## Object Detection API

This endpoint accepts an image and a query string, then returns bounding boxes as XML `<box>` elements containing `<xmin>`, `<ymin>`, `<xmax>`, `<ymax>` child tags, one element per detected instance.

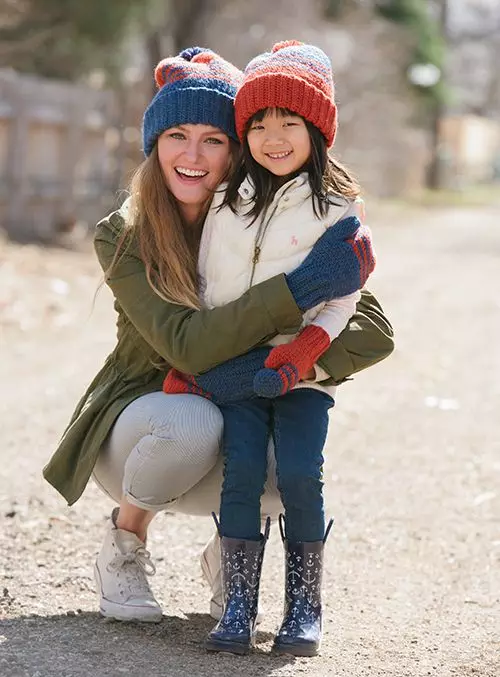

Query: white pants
<box><xmin>93</xmin><ymin>392</ymin><xmax>283</xmax><ymax>518</ymax></box>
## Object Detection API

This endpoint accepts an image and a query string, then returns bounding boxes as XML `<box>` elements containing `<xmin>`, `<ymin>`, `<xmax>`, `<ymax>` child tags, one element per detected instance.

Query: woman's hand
<box><xmin>285</xmin><ymin>216</ymin><xmax>375</xmax><ymax>311</ymax></box>
<box><xmin>163</xmin><ymin>347</ymin><xmax>272</xmax><ymax>405</ymax></box>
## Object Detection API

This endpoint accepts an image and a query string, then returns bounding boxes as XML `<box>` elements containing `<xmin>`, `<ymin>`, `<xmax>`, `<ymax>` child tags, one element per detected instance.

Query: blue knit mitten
<box><xmin>286</xmin><ymin>216</ymin><xmax>375</xmax><ymax>311</ymax></box>
<box><xmin>163</xmin><ymin>347</ymin><xmax>272</xmax><ymax>405</ymax></box>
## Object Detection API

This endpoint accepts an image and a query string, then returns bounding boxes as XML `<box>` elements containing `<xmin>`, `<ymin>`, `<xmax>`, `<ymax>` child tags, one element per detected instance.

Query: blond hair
<box><xmin>106</xmin><ymin>143</ymin><xmax>235</xmax><ymax>309</ymax></box>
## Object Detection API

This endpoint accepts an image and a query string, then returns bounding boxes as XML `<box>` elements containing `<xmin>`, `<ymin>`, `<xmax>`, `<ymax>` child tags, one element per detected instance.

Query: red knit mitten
<box><xmin>253</xmin><ymin>325</ymin><xmax>330</xmax><ymax>398</ymax></box>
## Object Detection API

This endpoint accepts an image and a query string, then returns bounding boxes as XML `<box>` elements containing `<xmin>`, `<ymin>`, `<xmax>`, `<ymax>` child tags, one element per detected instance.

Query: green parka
<box><xmin>43</xmin><ymin>209</ymin><xmax>394</xmax><ymax>505</ymax></box>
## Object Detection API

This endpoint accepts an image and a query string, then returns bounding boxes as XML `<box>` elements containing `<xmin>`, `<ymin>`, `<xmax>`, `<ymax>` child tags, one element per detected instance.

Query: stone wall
<box><xmin>0</xmin><ymin>69</ymin><xmax>118</xmax><ymax>240</ymax></box>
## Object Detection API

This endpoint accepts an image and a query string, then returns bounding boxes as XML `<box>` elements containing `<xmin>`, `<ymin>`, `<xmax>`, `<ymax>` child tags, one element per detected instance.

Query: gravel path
<box><xmin>1</xmin><ymin>204</ymin><xmax>499</xmax><ymax>677</ymax></box>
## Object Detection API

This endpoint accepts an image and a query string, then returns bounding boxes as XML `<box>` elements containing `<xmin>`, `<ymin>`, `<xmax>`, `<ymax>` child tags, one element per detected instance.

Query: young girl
<box><xmin>163</xmin><ymin>41</ymin><xmax>376</xmax><ymax>656</ymax></box>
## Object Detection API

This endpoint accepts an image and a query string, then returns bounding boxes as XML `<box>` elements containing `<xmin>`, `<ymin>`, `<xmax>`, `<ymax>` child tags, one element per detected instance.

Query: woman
<box><xmin>43</xmin><ymin>47</ymin><xmax>393</xmax><ymax>624</ymax></box>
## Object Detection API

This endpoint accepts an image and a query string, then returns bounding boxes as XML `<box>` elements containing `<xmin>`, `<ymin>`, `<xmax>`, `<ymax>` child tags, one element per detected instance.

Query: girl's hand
<box><xmin>253</xmin><ymin>325</ymin><xmax>330</xmax><ymax>398</ymax></box>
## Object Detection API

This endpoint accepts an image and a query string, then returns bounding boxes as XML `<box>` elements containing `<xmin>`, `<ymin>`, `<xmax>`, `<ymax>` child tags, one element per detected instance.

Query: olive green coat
<box><xmin>43</xmin><ymin>209</ymin><xmax>394</xmax><ymax>505</ymax></box>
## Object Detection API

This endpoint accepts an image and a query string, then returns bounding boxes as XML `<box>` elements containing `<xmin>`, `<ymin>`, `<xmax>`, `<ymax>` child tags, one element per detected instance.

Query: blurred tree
<box><xmin>368</xmin><ymin>1</ymin><xmax>451</xmax><ymax>189</ymax></box>
<box><xmin>322</xmin><ymin>1</ymin><xmax>451</xmax><ymax>189</ymax></box>
<box><xmin>0</xmin><ymin>0</ymin><xmax>146</xmax><ymax>80</ymax></box>
<box><xmin>374</xmin><ymin>0</ymin><xmax>446</xmax><ymax>105</ymax></box>
<box><xmin>322</xmin><ymin>1</ymin><xmax>445</xmax><ymax>104</ymax></box>
<box><xmin>424</xmin><ymin>0</ymin><xmax>449</xmax><ymax>190</ymax></box>
<box><xmin>447</xmin><ymin>0</ymin><xmax>500</xmax><ymax>117</ymax></box>
<box><xmin>417</xmin><ymin>0</ymin><xmax>500</xmax><ymax>188</ymax></box>
<box><xmin>323</xmin><ymin>0</ymin><xmax>354</xmax><ymax>19</ymax></box>
<box><xmin>141</xmin><ymin>0</ymin><xmax>210</xmax><ymax>97</ymax></box>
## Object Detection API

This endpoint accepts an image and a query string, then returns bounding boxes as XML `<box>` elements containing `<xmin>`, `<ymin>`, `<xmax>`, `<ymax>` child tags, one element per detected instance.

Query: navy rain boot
<box><xmin>273</xmin><ymin>515</ymin><xmax>334</xmax><ymax>657</ymax></box>
<box><xmin>205</xmin><ymin>515</ymin><xmax>270</xmax><ymax>655</ymax></box>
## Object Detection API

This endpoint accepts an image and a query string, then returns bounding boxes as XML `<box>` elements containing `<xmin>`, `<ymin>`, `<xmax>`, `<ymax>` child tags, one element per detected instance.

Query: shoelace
<box><xmin>107</xmin><ymin>546</ymin><xmax>157</xmax><ymax>598</ymax></box>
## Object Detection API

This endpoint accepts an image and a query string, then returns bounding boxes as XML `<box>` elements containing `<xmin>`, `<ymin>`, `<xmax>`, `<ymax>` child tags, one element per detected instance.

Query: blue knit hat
<box><xmin>142</xmin><ymin>47</ymin><xmax>243</xmax><ymax>156</ymax></box>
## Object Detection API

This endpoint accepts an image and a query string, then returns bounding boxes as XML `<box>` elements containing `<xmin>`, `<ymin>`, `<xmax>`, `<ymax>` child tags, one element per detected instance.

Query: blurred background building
<box><xmin>0</xmin><ymin>0</ymin><xmax>499</xmax><ymax>239</ymax></box>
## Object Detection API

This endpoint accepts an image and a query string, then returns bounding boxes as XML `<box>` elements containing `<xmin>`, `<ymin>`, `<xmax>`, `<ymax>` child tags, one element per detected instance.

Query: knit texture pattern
<box><xmin>253</xmin><ymin>325</ymin><xmax>331</xmax><ymax>398</ymax></box>
<box><xmin>142</xmin><ymin>47</ymin><xmax>243</xmax><ymax>156</ymax></box>
<box><xmin>286</xmin><ymin>216</ymin><xmax>375</xmax><ymax>312</ymax></box>
<box><xmin>235</xmin><ymin>40</ymin><xmax>337</xmax><ymax>146</ymax></box>
<box><xmin>163</xmin><ymin>347</ymin><xmax>271</xmax><ymax>405</ymax></box>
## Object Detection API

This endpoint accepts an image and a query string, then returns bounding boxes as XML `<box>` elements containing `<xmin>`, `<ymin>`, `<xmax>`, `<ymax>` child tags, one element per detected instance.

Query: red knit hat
<box><xmin>235</xmin><ymin>40</ymin><xmax>337</xmax><ymax>147</ymax></box>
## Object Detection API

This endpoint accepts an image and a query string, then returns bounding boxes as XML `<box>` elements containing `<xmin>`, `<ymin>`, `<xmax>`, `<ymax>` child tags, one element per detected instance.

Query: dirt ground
<box><xmin>0</xmin><ymin>202</ymin><xmax>499</xmax><ymax>677</ymax></box>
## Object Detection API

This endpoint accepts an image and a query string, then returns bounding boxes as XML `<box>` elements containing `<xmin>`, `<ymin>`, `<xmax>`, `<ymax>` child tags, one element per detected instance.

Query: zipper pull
<box><xmin>252</xmin><ymin>245</ymin><xmax>261</xmax><ymax>265</ymax></box>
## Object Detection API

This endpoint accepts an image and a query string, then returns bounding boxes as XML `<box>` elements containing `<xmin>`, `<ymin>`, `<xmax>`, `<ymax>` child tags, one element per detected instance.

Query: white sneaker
<box><xmin>200</xmin><ymin>530</ymin><xmax>263</xmax><ymax>622</ymax></box>
<box><xmin>94</xmin><ymin>509</ymin><xmax>162</xmax><ymax>622</ymax></box>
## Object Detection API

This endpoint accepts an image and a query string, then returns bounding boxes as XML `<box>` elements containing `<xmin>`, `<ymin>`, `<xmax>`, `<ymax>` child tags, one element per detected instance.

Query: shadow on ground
<box><xmin>0</xmin><ymin>612</ymin><xmax>295</xmax><ymax>677</ymax></box>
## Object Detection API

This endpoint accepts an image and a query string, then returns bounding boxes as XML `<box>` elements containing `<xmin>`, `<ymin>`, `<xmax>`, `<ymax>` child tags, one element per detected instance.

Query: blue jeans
<box><xmin>219</xmin><ymin>389</ymin><xmax>334</xmax><ymax>542</ymax></box>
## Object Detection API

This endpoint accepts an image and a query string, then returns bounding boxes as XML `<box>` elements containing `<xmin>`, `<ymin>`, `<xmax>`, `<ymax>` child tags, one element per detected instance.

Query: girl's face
<box><xmin>246</xmin><ymin>109</ymin><xmax>311</xmax><ymax>177</ymax></box>
<box><xmin>158</xmin><ymin>124</ymin><xmax>232</xmax><ymax>223</ymax></box>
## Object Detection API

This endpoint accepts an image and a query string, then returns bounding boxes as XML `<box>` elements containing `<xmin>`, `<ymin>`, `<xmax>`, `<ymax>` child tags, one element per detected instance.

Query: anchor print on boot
<box><xmin>273</xmin><ymin>515</ymin><xmax>333</xmax><ymax>657</ymax></box>
<box><xmin>206</xmin><ymin>516</ymin><xmax>270</xmax><ymax>655</ymax></box>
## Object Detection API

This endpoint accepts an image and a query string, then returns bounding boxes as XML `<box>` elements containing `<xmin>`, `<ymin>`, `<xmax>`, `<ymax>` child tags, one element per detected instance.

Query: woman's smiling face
<box><xmin>157</xmin><ymin>124</ymin><xmax>232</xmax><ymax>223</ymax></box>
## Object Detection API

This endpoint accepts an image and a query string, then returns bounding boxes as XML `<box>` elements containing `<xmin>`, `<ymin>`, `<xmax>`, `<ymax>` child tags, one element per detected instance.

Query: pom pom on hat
<box><xmin>178</xmin><ymin>46</ymin><xmax>208</xmax><ymax>61</ymax></box>
<box><xmin>154</xmin><ymin>47</ymin><xmax>217</xmax><ymax>88</ymax></box>
<box><xmin>272</xmin><ymin>40</ymin><xmax>303</xmax><ymax>52</ymax></box>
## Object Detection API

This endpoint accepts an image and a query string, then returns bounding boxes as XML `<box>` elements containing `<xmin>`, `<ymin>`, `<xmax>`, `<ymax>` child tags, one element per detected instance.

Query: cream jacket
<box><xmin>198</xmin><ymin>173</ymin><xmax>363</xmax><ymax>395</ymax></box>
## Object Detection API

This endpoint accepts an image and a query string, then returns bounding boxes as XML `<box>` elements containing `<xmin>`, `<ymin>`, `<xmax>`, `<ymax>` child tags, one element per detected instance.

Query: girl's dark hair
<box><xmin>222</xmin><ymin>107</ymin><xmax>360</xmax><ymax>224</ymax></box>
